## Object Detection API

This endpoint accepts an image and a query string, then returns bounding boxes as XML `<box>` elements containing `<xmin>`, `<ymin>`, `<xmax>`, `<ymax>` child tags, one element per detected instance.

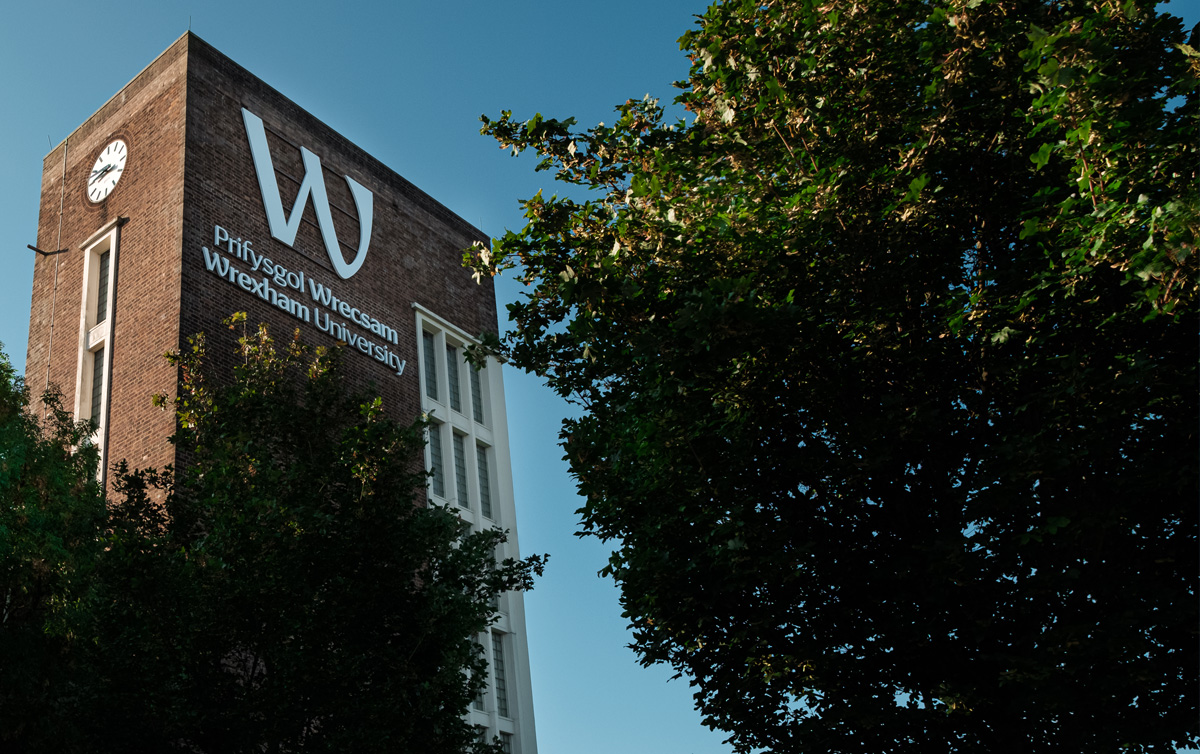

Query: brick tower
<box><xmin>25</xmin><ymin>32</ymin><xmax>537</xmax><ymax>752</ymax></box>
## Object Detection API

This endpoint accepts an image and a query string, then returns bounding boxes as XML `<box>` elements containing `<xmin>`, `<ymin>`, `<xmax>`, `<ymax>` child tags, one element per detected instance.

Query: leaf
<box><xmin>905</xmin><ymin>173</ymin><xmax>931</xmax><ymax>203</ymax></box>
<box><xmin>1031</xmin><ymin>142</ymin><xmax>1054</xmax><ymax>169</ymax></box>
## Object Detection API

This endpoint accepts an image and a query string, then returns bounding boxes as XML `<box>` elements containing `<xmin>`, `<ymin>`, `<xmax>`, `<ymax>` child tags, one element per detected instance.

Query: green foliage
<box><xmin>0</xmin><ymin>348</ymin><xmax>106</xmax><ymax>748</ymax></box>
<box><xmin>475</xmin><ymin>0</ymin><xmax>1197</xmax><ymax>751</ymax></box>
<box><xmin>0</xmin><ymin>327</ymin><xmax>542</xmax><ymax>752</ymax></box>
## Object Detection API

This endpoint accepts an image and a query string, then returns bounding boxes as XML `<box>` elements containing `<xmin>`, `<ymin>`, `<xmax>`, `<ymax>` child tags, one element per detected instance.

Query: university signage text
<box><xmin>201</xmin><ymin>225</ymin><xmax>405</xmax><ymax>377</ymax></box>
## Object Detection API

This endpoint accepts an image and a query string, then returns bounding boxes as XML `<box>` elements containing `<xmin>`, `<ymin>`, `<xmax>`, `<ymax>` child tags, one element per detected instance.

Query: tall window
<box><xmin>75</xmin><ymin>220</ymin><xmax>121</xmax><ymax>475</ymax></box>
<box><xmin>453</xmin><ymin>433</ymin><xmax>469</xmax><ymax>509</ymax></box>
<box><xmin>470</xmin><ymin>366</ymin><xmax>484</xmax><ymax>423</ymax></box>
<box><xmin>477</xmin><ymin>444</ymin><xmax>493</xmax><ymax>520</ymax></box>
<box><xmin>428</xmin><ymin>423</ymin><xmax>445</xmax><ymax>497</ymax></box>
<box><xmin>89</xmin><ymin>346</ymin><xmax>105</xmax><ymax>426</ymax></box>
<box><xmin>492</xmin><ymin>632</ymin><xmax>510</xmax><ymax>718</ymax></box>
<box><xmin>446</xmin><ymin>344</ymin><xmax>463</xmax><ymax>412</ymax></box>
<box><xmin>417</xmin><ymin>305</ymin><xmax>525</xmax><ymax>750</ymax></box>
<box><xmin>417</xmin><ymin>313</ymin><xmax>495</xmax><ymax>522</ymax></box>
<box><xmin>95</xmin><ymin>250</ymin><xmax>110</xmax><ymax>324</ymax></box>
<box><xmin>473</xmin><ymin>640</ymin><xmax>487</xmax><ymax>711</ymax></box>
<box><xmin>422</xmin><ymin>331</ymin><xmax>438</xmax><ymax>400</ymax></box>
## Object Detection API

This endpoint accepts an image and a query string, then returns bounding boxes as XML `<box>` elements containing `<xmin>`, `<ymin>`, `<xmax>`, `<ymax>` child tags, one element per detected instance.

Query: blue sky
<box><xmin>0</xmin><ymin>2</ymin><xmax>726</xmax><ymax>753</ymax></box>
<box><xmin>2</xmin><ymin>2</ymin><xmax>1196</xmax><ymax>753</ymax></box>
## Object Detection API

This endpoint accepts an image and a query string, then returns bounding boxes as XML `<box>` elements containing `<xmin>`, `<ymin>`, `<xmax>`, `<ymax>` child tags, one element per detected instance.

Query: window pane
<box><xmin>422</xmin><ymin>331</ymin><xmax>438</xmax><ymax>400</ymax></box>
<box><xmin>477</xmin><ymin>444</ymin><xmax>493</xmax><ymax>520</ymax></box>
<box><xmin>492</xmin><ymin>632</ymin><xmax>509</xmax><ymax>718</ymax></box>
<box><xmin>470</xmin><ymin>365</ymin><xmax>484</xmax><ymax>423</ymax></box>
<box><xmin>96</xmin><ymin>250</ymin><xmax>110</xmax><ymax>324</ymax></box>
<box><xmin>90</xmin><ymin>347</ymin><xmax>105</xmax><ymax>426</ymax></box>
<box><xmin>446</xmin><ymin>345</ymin><xmax>462</xmax><ymax>412</ymax></box>
<box><xmin>500</xmin><ymin>732</ymin><xmax>514</xmax><ymax>754</ymax></box>
<box><xmin>474</xmin><ymin>641</ymin><xmax>487</xmax><ymax>711</ymax></box>
<box><xmin>453</xmin><ymin>433</ymin><xmax>469</xmax><ymax>509</ymax></box>
<box><xmin>428</xmin><ymin>424</ymin><xmax>445</xmax><ymax>497</ymax></box>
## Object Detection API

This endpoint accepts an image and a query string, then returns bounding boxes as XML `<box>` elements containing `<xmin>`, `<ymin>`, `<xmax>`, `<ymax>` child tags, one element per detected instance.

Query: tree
<box><xmin>0</xmin><ymin>324</ymin><xmax>542</xmax><ymax>753</ymax></box>
<box><xmin>0</xmin><ymin>349</ymin><xmax>106</xmax><ymax>749</ymax></box>
<box><xmin>472</xmin><ymin>0</ymin><xmax>1198</xmax><ymax>750</ymax></box>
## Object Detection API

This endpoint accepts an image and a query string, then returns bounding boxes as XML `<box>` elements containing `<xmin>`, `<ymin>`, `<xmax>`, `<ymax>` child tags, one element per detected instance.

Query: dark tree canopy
<box><xmin>0</xmin><ymin>325</ymin><xmax>541</xmax><ymax>753</ymax></box>
<box><xmin>473</xmin><ymin>0</ymin><xmax>1198</xmax><ymax>750</ymax></box>
<box><xmin>0</xmin><ymin>351</ymin><xmax>107</xmax><ymax>746</ymax></box>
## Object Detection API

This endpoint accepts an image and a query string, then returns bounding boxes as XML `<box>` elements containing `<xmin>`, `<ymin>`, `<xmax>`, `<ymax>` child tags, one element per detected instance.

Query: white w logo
<box><xmin>242</xmin><ymin>108</ymin><xmax>373</xmax><ymax>280</ymax></box>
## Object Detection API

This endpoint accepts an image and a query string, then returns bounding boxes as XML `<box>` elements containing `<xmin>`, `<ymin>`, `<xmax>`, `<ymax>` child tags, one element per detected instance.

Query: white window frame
<box><xmin>73</xmin><ymin>218</ymin><xmax>122</xmax><ymax>478</ymax></box>
<box><xmin>415</xmin><ymin>303</ymin><xmax>534</xmax><ymax>753</ymax></box>
<box><xmin>415</xmin><ymin>307</ymin><xmax>497</xmax><ymax>521</ymax></box>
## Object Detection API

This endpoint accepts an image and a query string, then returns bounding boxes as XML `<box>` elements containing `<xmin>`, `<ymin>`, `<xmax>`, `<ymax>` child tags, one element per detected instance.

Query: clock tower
<box><xmin>26</xmin><ymin>32</ymin><xmax>537</xmax><ymax>753</ymax></box>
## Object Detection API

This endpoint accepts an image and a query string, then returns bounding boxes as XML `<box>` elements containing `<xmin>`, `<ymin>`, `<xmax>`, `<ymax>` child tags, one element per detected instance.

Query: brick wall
<box><xmin>181</xmin><ymin>34</ymin><xmax>494</xmax><ymax>436</ymax></box>
<box><xmin>27</xmin><ymin>35</ymin><xmax>188</xmax><ymax>481</ymax></box>
<box><xmin>27</xmin><ymin>32</ymin><xmax>497</xmax><ymax>486</ymax></box>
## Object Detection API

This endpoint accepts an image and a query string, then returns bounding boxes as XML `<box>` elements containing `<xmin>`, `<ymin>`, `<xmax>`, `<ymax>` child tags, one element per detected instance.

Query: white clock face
<box><xmin>87</xmin><ymin>140</ymin><xmax>128</xmax><ymax>203</ymax></box>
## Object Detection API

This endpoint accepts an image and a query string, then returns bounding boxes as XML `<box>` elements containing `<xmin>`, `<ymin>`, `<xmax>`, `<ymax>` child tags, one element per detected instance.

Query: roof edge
<box><xmin>46</xmin><ymin>31</ymin><xmax>194</xmax><ymax>157</ymax></box>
